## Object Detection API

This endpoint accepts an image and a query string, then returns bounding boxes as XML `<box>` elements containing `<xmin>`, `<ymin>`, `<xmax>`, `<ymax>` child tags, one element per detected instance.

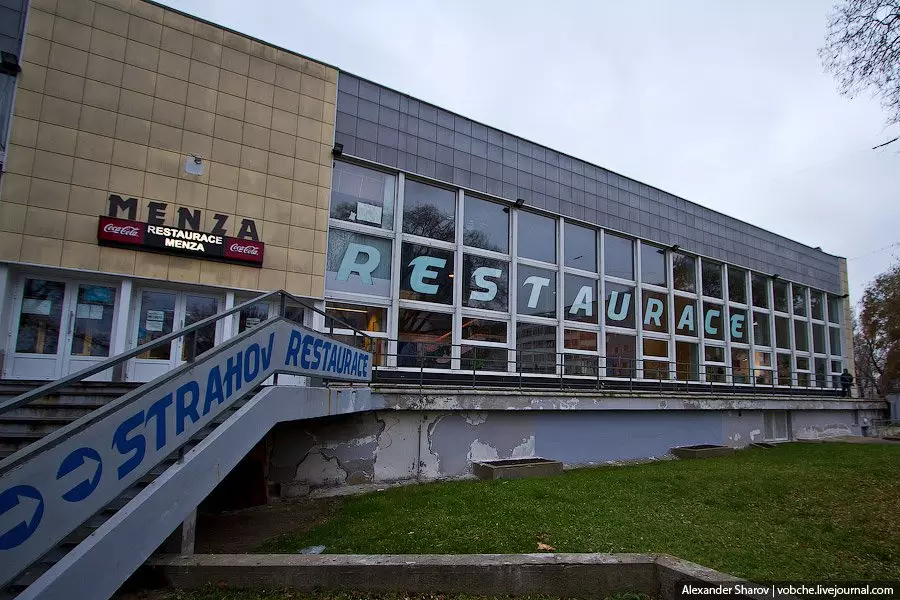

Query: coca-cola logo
<box><xmin>229</xmin><ymin>243</ymin><xmax>260</xmax><ymax>255</ymax></box>
<box><xmin>104</xmin><ymin>223</ymin><xmax>141</xmax><ymax>237</ymax></box>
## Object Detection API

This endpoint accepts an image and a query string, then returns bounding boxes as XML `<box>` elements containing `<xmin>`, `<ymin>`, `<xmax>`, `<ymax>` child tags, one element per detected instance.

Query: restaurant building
<box><xmin>0</xmin><ymin>0</ymin><xmax>880</xmax><ymax>487</ymax></box>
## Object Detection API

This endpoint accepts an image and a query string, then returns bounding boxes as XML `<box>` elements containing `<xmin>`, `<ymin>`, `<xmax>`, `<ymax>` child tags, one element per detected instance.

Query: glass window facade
<box><xmin>325</xmin><ymin>160</ymin><xmax>848</xmax><ymax>387</ymax></box>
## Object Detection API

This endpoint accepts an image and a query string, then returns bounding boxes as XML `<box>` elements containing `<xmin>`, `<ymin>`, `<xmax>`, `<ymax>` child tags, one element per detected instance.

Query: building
<box><xmin>0</xmin><ymin>0</ymin><xmax>881</xmax><ymax>490</ymax></box>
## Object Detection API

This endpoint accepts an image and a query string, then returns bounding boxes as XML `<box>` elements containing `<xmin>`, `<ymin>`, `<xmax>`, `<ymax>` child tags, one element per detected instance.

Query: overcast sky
<box><xmin>159</xmin><ymin>0</ymin><xmax>900</xmax><ymax>303</ymax></box>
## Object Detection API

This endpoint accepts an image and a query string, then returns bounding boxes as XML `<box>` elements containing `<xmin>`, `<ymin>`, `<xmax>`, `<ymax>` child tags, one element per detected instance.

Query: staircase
<box><xmin>0</xmin><ymin>291</ymin><xmax>374</xmax><ymax>600</ymax></box>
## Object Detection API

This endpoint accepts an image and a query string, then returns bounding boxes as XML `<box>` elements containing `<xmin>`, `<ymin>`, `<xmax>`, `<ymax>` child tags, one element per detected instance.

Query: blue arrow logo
<box><xmin>0</xmin><ymin>485</ymin><xmax>44</xmax><ymax>550</ymax></box>
<box><xmin>56</xmin><ymin>447</ymin><xmax>103</xmax><ymax>503</ymax></box>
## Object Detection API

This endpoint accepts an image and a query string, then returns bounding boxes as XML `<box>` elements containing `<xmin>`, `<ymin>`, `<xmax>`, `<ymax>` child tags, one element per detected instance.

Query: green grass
<box><xmin>258</xmin><ymin>443</ymin><xmax>900</xmax><ymax>581</ymax></box>
<box><xmin>138</xmin><ymin>592</ymin><xmax>643</xmax><ymax>600</ymax></box>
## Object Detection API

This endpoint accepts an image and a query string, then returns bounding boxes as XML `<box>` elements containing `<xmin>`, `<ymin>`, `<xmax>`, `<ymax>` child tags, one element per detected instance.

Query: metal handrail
<box><xmin>358</xmin><ymin>341</ymin><xmax>853</xmax><ymax>396</ymax></box>
<box><xmin>0</xmin><ymin>290</ymin><xmax>370</xmax><ymax>416</ymax></box>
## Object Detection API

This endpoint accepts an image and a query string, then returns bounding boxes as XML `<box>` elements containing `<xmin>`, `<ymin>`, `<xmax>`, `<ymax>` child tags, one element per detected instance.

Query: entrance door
<box><xmin>129</xmin><ymin>290</ymin><xmax>222</xmax><ymax>382</ymax></box>
<box><xmin>7</xmin><ymin>278</ymin><xmax>118</xmax><ymax>381</ymax></box>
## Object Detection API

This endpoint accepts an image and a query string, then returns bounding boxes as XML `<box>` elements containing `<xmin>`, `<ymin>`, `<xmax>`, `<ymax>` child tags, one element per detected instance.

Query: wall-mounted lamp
<box><xmin>0</xmin><ymin>51</ymin><xmax>20</xmax><ymax>76</ymax></box>
<box><xmin>840</xmin><ymin>293</ymin><xmax>850</xmax><ymax>299</ymax></box>
<box><xmin>671</xmin><ymin>244</ymin><xmax>680</xmax><ymax>252</ymax></box>
<box><xmin>332</xmin><ymin>142</ymin><xmax>343</xmax><ymax>157</ymax></box>
<box><xmin>185</xmin><ymin>154</ymin><xmax>203</xmax><ymax>176</ymax></box>
<box><xmin>514</xmin><ymin>198</ymin><xmax>525</xmax><ymax>207</ymax></box>
<box><xmin>772</xmin><ymin>274</ymin><xmax>780</xmax><ymax>280</ymax></box>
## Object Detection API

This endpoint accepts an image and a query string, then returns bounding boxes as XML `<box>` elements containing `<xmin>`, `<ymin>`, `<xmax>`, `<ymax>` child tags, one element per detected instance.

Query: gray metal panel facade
<box><xmin>334</xmin><ymin>73</ymin><xmax>842</xmax><ymax>293</ymax></box>
<box><xmin>0</xmin><ymin>0</ymin><xmax>27</xmax><ymax>57</ymax></box>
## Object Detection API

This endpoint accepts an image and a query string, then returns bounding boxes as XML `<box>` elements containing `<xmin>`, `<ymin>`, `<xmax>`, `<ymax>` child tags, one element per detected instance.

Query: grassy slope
<box><xmin>259</xmin><ymin>443</ymin><xmax>900</xmax><ymax>581</ymax></box>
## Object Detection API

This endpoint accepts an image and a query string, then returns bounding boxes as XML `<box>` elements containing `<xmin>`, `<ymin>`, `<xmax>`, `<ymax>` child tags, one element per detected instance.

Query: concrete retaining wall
<box><xmin>266</xmin><ymin>390</ymin><xmax>885</xmax><ymax>494</ymax></box>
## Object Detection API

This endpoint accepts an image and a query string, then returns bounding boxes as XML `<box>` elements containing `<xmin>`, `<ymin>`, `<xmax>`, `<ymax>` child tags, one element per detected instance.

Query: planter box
<box><xmin>670</xmin><ymin>445</ymin><xmax>735</xmax><ymax>459</ymax></box>
<box><xmin>472</xmin><ymin>458</ymin><xmax>563</xmax><ymax>480</ymax></box>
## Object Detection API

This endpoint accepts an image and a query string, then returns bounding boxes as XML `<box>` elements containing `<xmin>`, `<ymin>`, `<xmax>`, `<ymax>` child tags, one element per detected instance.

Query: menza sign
<box><xmin>333</xmin><ymin>242</ymin><xmax>748</xmax><ymax>340</ymax></box>
<box><xmin>98</xmin><ymin>196</ymin><xmax>264</xmax><ymax>266</ymax></box>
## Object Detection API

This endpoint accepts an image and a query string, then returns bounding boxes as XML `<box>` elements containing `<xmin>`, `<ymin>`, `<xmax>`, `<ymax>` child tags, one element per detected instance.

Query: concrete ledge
<box><xmin>149</xmin><ymin>553</ymin><xmax>753</xmax><ymax>600</ymax></box>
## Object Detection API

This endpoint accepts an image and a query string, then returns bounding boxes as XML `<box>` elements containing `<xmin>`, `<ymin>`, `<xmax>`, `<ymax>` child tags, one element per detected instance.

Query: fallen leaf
<box><xmin>537</xmin><ymin>542</ymin><xmax>556</xmax><ymax>552</ymax></box>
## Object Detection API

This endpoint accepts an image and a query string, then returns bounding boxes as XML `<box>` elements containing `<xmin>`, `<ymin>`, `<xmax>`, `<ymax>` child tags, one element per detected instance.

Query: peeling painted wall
<box><xmin>266</xmin><ymin>406</ymin><xmax>882</xmax><ymax>493</ymax></box>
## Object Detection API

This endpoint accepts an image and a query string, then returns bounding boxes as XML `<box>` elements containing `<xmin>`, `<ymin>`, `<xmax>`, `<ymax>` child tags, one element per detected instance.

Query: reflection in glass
<box><xmin>238</xmin><ymin>301</ymin><xmax>270</xmax><ymax>333</ymax></box>
<box><xmin>604</xmin><ymin>233</ymin><xmax>634</xmax><ymax>280</ymax></box>
<box><xmin>675</xmin><ymin>341</ymin><xmax>699</xmax><ymax>381</ymax></box>
<box><xmin>605</xmin><ymin>333</ymin><xmax>636</xmax><ymax>377</ymax></box>
<box><xmin>330</xmin><ymin>161</ymin><xmax>395</xmax><ymax>229</ymax></box>
<box><xmin>182</xmin><ymin>295</ymin><xmax>219</xmax><ymax>361</ymax></box>
<box><xmin>325</xmin><ymin>302</ymin><xmax>386</xmax><ymax>332</ymax></box>
<box><xmin>517</xmin><ymin>211</ymin><xmax>556</xmax><ymax>263</ymax></box>
<box><xmin>564</xmin><ymin>222</ymin><xmax>597</xmax><ymax>271</ymax></box>
<box><xmin>751</xmin><ymin>274</ymin><xmax>769</xmax><ymax>309</ymax></box>
<box><xmin>564</xmin><ymin>354</ymin><xmax>598</xmax><ymax>376</ymax></box>
<box><xmin>775</xmin><ymin>316</ymin><xmax>790</xmax><ymax>349</ymax></box>
<box><xmin>640</xmin><ymin>243</ymin><xmax>666</xmax><ymax>287</ymax></box>
<box><xmin>326</xmin><ymin>230</ymin><xmax>393</xmax><ymax>297</ymax></box>
<box><xmin>137</xmin><ymin>291</ymin><xmax>176</xmax><ymax>360</ymax></box>
<box><xmin>753</xmin><ymin>312</ymin><xmax>771</xmax><ymax>346</ymax></box>
<box><xmin>517</xmin><ymin>264</ymin><xmax>556</xmax><ymax>318</ymax></box>
<box><xmin>729</xmin><ymin>306</ymin><xmax>748</xmax><ymax>343</ymax></box>
<box><xmin>828</xmin><ymin>295</ymin><xmax>842</xmax><ymax>324</ymax></box>
<box><xmin>642</xmin><ymin>290</ymin><xmax>668</xmax><ymax>333</ymax></box>
<box><xmin>829</xmin><ymin>327</ymin><xmax>842</xmax><ymax>355</ymax></box>
<box><xmin>672</xmin><ymin>253</ymin><xmax>695</xmax><ymax>293</ymax></box>
<box><xmin>727</xmin><ymin>267</ymin><xmax>746</xmax><ymax>304</ymax></box>
<box><xmin>705</xmin><ymin>345</ymin><xmax>726</xmax><ymax>383</ymax></box>
<box><xmin>564</xmin><ymin>329</ymin><xmax>597</xmax><ymax>351</ymax></box>
<box><xmin>335</xmin><ymin>333</ymin><xmax>387</xmax><ymax>367</ymax></box>
<box><xmin>703</xmin><ymin>302</ymin><xmax>724</xmax><ymax>341</ymax></box>
<box><xmin>516</xmin><ymin>323</ymin><xmax>556</xmax><ymax>374</ymax></box>
<box><xmin>814</xmin><ymin>357</ymin><xmax>827</xmax><ymax>387</ymax></box>
<box><xmin>397</xmin><ymin>309</ymin><xmax>452</xmax><ymax>369</ymax></box>
<box><xmin>463</xmin><ymin>254</ymin><xmax>508</xmax><ymax>312</ymax></box>
<box><xmin>793</xmin><ymin>285</ymin><xmax>807</xmax><ymax>316</ymax></box>
<box><xmin>400</xmin><ymin>243</ymin><xmax>454</xmax><ymax>304</ymax></box>
<box><xmin>564</xmin><ymin>274</ymin><xmax>597</xmax><ymax>324</ymax></box>
<box><xmin>674</xmin><ymin>296</ymin><xmax>697</xmax><ymax>336</ymax></box>
<box><xmin>812</xmin><ymin>323</ymin><xmax>826</xmax><ymax>354</ymax></box>
<box><xmin>810</xmin><ymin>291</ymin><xmax>824</xmax><ymax>320</ymax></box>
<box><xmin>794</xmin><ymin>320</ymin><xmax>809</xmax><ymax>352</ymax></box>
<box><xmin>605</xmin><ymin>282</ymin><xmax>635</xmax><ymax>328</ymax></box>
<box><xmin>705</xmin><ymin>346</ymin><xmax>725</xmax><ymax>363</ymax></box>
<box><xmin>403</xmin><ymin>180</ymin><xmax>456</xmax><ymax>241</ymax></box>
<box><xmin>70</xmin><ymin>285</ymin><xmax>116</xmax><ymax>357</ymax></box>
<box><xmin>643</xmin><ymin>338</ymin><xmax>668</xmax><ymax>357</ymax></box>
<box><xmin>464</xmin><ymin>195</ymin><xmax>508</xmax><ymax>253</ymax></box>
<box><xmin>777</xmin><ymin>353</ymin><xmax>792</xmax><ymax>385</ymax></box>
<box><xmin>462</xmin><ymin>318</ymin><xmax>507</xmax><ymax>343</ymax></box>
<box><xmin>460</xmin><ymin>345</ymin><xmax>509</xmax><ymax>372</ymax></box>
<box><xmin>16</xmin><ymin>279</ymin><xmax>65</xmax><ymax>355</ymax></box>
<box><xmin>702</xmin><ymin>261</ymin><xmax>723</xmax><ymax>298</ymax></box>
<box><xmin>732</xmin><ymin>348</ymin><xmax>750</xmax><ymax>384</ymax></box>
<box><xmin>774</xmin><ymin>280</ymin><xmax>789</xmax><ymax>313</ymax></box>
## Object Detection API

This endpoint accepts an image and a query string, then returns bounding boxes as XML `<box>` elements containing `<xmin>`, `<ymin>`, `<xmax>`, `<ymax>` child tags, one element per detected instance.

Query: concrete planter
<box><xmin>472</xmin><ymin>458</ymin><xmax>563</xmax><ymax>480</ymax></box>
<box><xmin>670</xmin><ymin>444</ymin><xmax>735</xmax><ymax>459</ymax></box>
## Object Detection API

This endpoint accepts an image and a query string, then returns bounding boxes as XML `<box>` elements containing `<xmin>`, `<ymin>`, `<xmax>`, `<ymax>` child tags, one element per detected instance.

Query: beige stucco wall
<box><xmin>838</xmin><ymin>258</ymin><xmax>855</xmax><ymax>380</ymax></box>
<box><xmin>0</xmin><ymin>0</ymin><xmax>335</xmax><ymax>296</ymax></box>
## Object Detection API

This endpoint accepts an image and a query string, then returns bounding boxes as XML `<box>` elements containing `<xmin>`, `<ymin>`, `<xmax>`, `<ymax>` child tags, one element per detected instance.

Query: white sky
<box><xmin>158</xmin><ymin>0</ymin><xmax>900</xmax><ymax>303</ymax></box>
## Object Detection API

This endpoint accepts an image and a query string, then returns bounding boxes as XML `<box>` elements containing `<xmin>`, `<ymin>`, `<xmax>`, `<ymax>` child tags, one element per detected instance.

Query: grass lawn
<box><xmin>258</xmin><ymin>443</ymin><xmax>900</xmax><ymax>581</ymax></box>
<box><xmin>135</xmin><ymin>593</ymin><xmax>582</xmax><ymax>600</ymax></box>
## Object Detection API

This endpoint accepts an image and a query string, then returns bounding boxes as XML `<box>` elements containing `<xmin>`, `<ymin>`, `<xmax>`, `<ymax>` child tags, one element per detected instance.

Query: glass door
<box><xmin>64</xmin><ymin>284</ymin><xmax>117</xmax><ymax>380</ymax></box>
<box><xmin>180</xmin><ymin>295</ymin><xmax>219</xmax><ymax>361</ymax></box>
<box><xmin>8</xmin><ymin>278</ymin><xmax>67</xmax><ymax>380</ymax></box>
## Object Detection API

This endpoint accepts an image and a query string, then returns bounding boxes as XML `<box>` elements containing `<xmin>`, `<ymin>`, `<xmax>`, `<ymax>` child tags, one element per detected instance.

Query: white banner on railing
<box><xmin>0</xmin><ymin>319</ymin><xmax>371</xmax><ymax>586</ymax></box>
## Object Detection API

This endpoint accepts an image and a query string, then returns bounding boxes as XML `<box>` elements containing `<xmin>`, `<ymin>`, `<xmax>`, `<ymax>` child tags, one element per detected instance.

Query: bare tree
<box><xmin>853</xmin><ymin>313</ymin><xmax>883</xmax><ymax>397</ymax></box>
<box><xmin>858</xmin><ymin>260</ymin><xmax>900</xmax><ymax>396</ymax></box>
<box><xmin>819</xmin><ymin>0</ymin><xmax>900</xmax><ymax>130</ymax></box>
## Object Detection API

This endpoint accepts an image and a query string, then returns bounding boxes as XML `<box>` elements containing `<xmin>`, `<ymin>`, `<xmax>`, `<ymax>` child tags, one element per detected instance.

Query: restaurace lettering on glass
<box><xmin>335</xmin><ymin>244</ymin><xmax>747</xmax><ymax>339</ymax></box>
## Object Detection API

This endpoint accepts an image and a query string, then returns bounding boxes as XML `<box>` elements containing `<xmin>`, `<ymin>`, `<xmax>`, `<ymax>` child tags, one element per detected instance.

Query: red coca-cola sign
<box><xmin>97</xmin><ymin>216</ymin><xmax>264</xmax><ymax>267</ymax></box>
<box><xmin>97</xmin><ymin>217</ymin><xmax>146</xmax><ymax>244</ymax></box>
<box><xmin>223</xmin><ymin>238</ymin><xmax>265</xmax><ymax>264</ymax></box>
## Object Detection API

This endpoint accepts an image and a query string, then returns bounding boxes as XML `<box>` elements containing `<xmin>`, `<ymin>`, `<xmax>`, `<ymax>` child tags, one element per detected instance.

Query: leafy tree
<box><xmin>819</xmin><ymin>0</ymin><xmax>900</xmax><ymax>126</ymax></box>
<box><xmin>858</xmin><ymin>261</ymin><xmax>900</xmax><ymax>395</ymax></box>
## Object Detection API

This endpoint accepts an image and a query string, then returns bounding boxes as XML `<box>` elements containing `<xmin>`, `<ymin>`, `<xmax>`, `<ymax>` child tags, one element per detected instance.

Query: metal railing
<box><xmin>0</xmin><ymin>290</ymin><xmax>370</xmax><ymax>417</ymax></box>
<box><xmin>335</xmin><ymin>341</ymin><xmax>856</xmax><ymax>397</ymax></box>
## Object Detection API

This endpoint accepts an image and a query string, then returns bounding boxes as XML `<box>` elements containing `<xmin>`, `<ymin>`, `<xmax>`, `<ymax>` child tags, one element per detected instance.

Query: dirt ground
<box><xmin>194</xmin><ymin>496</ymin><xmax>341</xmax><ymax>553</ymax></box>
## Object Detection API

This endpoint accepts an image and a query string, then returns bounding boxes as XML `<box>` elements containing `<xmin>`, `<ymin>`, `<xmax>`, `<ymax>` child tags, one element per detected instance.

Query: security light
<box><xmin>671</xmin><ymin>244</ymin><xmax>680</xmax><ymax>252</ymax></box>
<box><xmin>332</xmin><ymin>143</ymin><xmax>344</xmax><ymax>156</ymax></box>
<box><xmin>514</xmin><ymin>198</ymin><xmax>525</xmax><ymax>207</ymax></box>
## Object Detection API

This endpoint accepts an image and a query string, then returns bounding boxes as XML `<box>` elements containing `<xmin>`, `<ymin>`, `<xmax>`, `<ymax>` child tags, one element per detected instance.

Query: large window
<box><xmin>403</xmin><ymin>180</ymin><xmax>456</xmax><ymax>241</ymax></box>
<box><xmin>672</xmin><ymin>253</ymin><xmax>695</xmax><ymax>293</ymax></box>
<box><xmin>517</xmin><ymin>323</ymin><xmax>556</xmax><ymax>373</ymax></box>
<box><xmin>326</xmin><ymin>230</ymin><xmax>393</xmax><ymax>297</ymax></box>
<box><xmin>775</xmin><ymin>316</ymin><xmax>790</xmax><ymax>349</ymax></box>
<box><xmin>462</xmin><ymin>254</ymin><xmax>508</xmax><ymax>312</ymax></box>
<box><xmin>606</xmin><ymin>333</ymin><xmax>636</xmax><ymax>377</ymax></box>
<box><xmin>729</xmin><ymin>306</ymin><xmax>749</xmax><ymax>343</ymax></box>
<box><xmin>462</xmin><ymin>318</ymin><xmax>507</xmax><ymax>343</ymax></box>
<box><xmin>642</xmin><ymin>290</ymin><xmax>668</xmax><ymax>333</ymax></box>
<box><xmin>794</xmin><ymin>320</ymin><xmax>809</xmax><ymax>352</ymax></box>
<box><xmin>564</xmin><ymin>222</ymin><xmax>597</xmax><ymax>272</ymax></box>
<box><xmin>810</xmin><ymin>291</ymin><xmax>825</xmax><ymax>321</ymax></box>
<box><xmin>828</xmin><ymin>295</ymin><xmax>843</xmax><ymax>324</ymax></box>
<box><xmin>703</xmin><ymin>302</ymin><xmax>724</xmax><ymax>341</ymax></box>
<box><xmin>605</xmin><ymin>282</ymin><xmax>635</xmax><ymax>328</ymax></box>
<box><xmin>773</xmin><ymin>280</ymin><xmax>789</xmax><ymax>313</ymax></box>
<box><xmin>728</xmin><ymin>267</ymin><xmax>746</xmax><ymax>304</ymax></box>
<box><xmin>325</xmin><ymin>302</ymin><xmax>387</xmax><ymax>332</ymax></box>
<box><xmin>517</xmin><ymin>265</ymin><xmax>556</xmax><ymax>318</ymax></box>
<box><xmin>330</xmin><ymin>161</ymin><xmax>395</xmax><ymax>229</ymax></box>
<box><xmin>674</xmin><ymin>296</ymin><xmax>697</xmax><ymax>336</ymax></box>
<box><xmin>675</xmin><ymin>341</ymin><xmax>699</xmax><ymax>381</ymax></box>
<box><xmin>751</xmin><ymin>274</ymin><xmax>769</xmax><ymax>309</ymax></box>
<box><xmin>463</xmin><ymin>195</ymin><xmax>508</xmax><ymax>253</ymax></box>
<box><xmin>640</xmin><ymin>243</ymin><xmax>667</xmax><ymax>287</ymax></box>
<box><xmin>400</xmin><ymin>243</ymin><xmax>454</xmax><ymax>304</ymax></box>
<box><xmin>604</xmin><ymin>233</ymin><xmax>634</xmax><ymax>280</ymax></box>
<box><xmin>564</xmin><ymin>274</ymin><xmax>597</xmax><ymax>323</ymax></box>
<box><xmin>397</xmin><ymin>309</ymin><xmax>452</xmax><ymax>368</ymax></box>
<box><xmin>518</xmin><ymin>211</ymin><xmax>556</xmax><ymax>263</ymax></box>
<box><xmin>793</xmin><ymin>286</ymin><xmax>807</xmax><ymax>316</ymax></box>
<box><xmin>702</xmin><ymin>261</ymin><xmax>723</xmax><ymax>298</ymax></box>
<box><xmin>753</xmin><ymin>312</ymin><xmax>771</xmax><ymax>346</ymax></box>
<box><xmin>732</xmin><ymin>348</ymin><xmax>750</xmax><ymax>384</ymax></box>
